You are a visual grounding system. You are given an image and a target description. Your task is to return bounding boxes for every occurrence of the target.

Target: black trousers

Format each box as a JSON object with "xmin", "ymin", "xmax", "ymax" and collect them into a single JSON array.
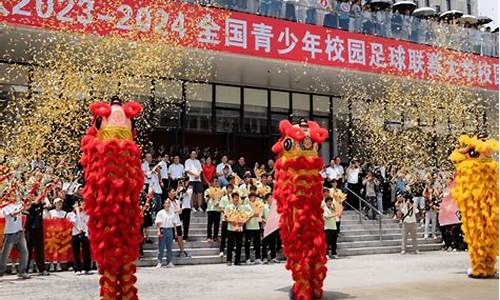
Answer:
[
  {"xmin": 325, "ymin": 229, "xmax": 338, "ymax": 256},
  {"xmin": 72, "ymin": 234, "xmax": 91, "ymax": 272},
  {"xmin": 207, "ymin": 211, "xmax": 221, "ymax": 239},
  {"xmin": 245, "ymin": 229, "xmax": 261, "ymax": 260},
  {"xmin": 26, "ymin": 228, "xmax": 45, "ymax": 273},
  {"xmin": 181, "ymin": 208, "xmax": 191, "ymax": 240},
  {"xmin": 336, "ymin": 221, "xmax": 341, "ymax": 234},
  {"xmin": 347, "ymin": 183, "xmax": 360, "ymax": 209},
  {"xmin": 219, "ymin": 221, "xmax": 228, "ymax": 253},
  {"xmin": 262, "ymin": 230, "xmax": 277, "ymax": 260},
  {"xmin": 227, "ymin": 231, "xmax": 243, "ymax": 264},
  {"xmin": 161, "ymin": 179, "xmax": 169, "ymax": 200}
]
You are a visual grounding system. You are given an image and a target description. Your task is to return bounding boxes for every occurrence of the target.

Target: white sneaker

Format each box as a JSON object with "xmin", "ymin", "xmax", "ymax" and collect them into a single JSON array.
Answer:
[
  {"xmin": 56, "ymin": 263, "xmax": 62, "ymax": 272},
  {"xmin": 415, "ymin": 250, "xmax": 420, "ymax": 254},
  {"xmin": 254, "ymin": 259, "xmax": 262, "ymax": 264},
  {"xmin": 192, "ymin": 208, "xmax": 198, "ymax": 213},
  {"xmin": 263, "ymin": 258, "xmax": 268, "ymax": 264},
  {"xmin": 166, "ymin": 263, "xmax": 175, "ymax": 268},
  {"xmin": 326, "ymin": 255, "xmax": 330, "ymax": 260},
  {"xmin": 245, "ymin": 259, "xmax": 252, "ymax": 265},
  {"xmin": 401, "ymin": 250, "xmax": 406, "ymax": 255},
  {"xmin": 49, "ymin": 264, "xmax": 55, "ymax": 272},
  {"xmin": 155, "ymin": 263, "xmax": 162, "ymax": 269},
  {"xmin": 219, "ymin": 252, "xmax": 224, "ymax": 257},
  {"xmin": 271, "ymin": 258, "xmax": 280, "ymax": 263}
]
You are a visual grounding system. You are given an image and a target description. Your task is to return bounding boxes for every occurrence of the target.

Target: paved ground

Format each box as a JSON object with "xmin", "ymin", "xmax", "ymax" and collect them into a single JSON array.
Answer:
[{"xmin": 0, "ymin": 252, "xmax": 497, "ymax": 300}]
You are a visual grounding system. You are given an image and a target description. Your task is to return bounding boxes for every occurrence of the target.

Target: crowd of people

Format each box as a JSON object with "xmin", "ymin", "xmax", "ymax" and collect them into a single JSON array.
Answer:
[
  {"xmin": 0, "ymin": 149, "xmax": 467, "ymax": 277},
  {"xmin": 193, "ymin": 0, "xmax": 499, "ymax": 56}
]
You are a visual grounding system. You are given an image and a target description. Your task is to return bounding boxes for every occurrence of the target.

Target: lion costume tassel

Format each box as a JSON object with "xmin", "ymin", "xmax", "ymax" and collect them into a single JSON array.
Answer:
[
  {"xmin": 272, "ymin": 119, "xmax": 329, "ymax": 300},
  {"xmin": 80, "ymin": 99, "xmax": 144, "ymax": 299},
  {"xmin": 449, "ymin": 134, "xmax": 499, "ymax": 278}
]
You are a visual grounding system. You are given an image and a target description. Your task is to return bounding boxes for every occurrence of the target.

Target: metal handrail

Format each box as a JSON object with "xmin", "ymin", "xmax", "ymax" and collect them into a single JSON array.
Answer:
[{"xmin": 345, "ymin": 186, "xmax": 383, "ymax": 241}]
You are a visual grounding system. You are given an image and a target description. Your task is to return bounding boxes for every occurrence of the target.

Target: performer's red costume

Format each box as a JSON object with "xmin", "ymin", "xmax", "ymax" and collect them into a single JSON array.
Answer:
[
  {"xmin": 272, "ymin": 119, "xmax": 329, "ymax": 300},
  {"xmin": 80, "ymin": 99, "xmax": 144, "ymax": 300}
]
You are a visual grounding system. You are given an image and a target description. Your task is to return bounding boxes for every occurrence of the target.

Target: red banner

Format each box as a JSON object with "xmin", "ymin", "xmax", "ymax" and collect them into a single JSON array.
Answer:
[
  {"xmin": 0, "ymin": 0, "xmax": 498, "ymax": 90},
  {"xmin": 0, "ymin": 218, "xmax": 73, "ymax": 262},
  {"xmin": 439, "ymin": 180, "xmax": 462, "ymax": 226}
]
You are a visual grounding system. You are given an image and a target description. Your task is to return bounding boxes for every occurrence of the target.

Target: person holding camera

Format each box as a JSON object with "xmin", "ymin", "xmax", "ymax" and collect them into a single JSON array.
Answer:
[
  {"xmin": 67, "ymin": 200, "xmax": 92, "ymax": 275},
  {"xmin": 362, "ymin": 171, "xmax": 380, "ymax": 219},
  {"xmin": 399, "ymin": 193, "xmax": 419, "ymax": 254},
  {"xmin": 346, "ymin": 159, "xmax": 361, "ymax": 209}
]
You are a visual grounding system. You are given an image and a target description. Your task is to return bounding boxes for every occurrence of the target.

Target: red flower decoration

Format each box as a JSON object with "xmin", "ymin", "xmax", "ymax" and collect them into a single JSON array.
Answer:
[
  {"xmin": 286, "ymin": 127, "xmax": 306, "ymax": 142},
  {"xmin": 89, "ymin": 102, "xmax": 111, "ymax": 117},
  {"xmin": 123, "ymin": 102, "xmax": 143, "ymax": 118}
]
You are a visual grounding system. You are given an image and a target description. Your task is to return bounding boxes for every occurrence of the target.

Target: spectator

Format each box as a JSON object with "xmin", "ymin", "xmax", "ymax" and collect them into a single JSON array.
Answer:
[
  {"xmin": 260, "ymin": 0, "xmax": 272, "ymax": 16},
  {"xmin": 362, "ymin": 5, "xmax": 375, "ymax": 34},
  {"xmin": 25, "ymin": 196, "xmax": 49, "ymax": 275},
  {"xmin": 254, "ymin": 163, "xmax": 266, "ymax": 179},
  {"xmin": 179, "ymin": 179, "xmax": 193, "ymax": 241},
  {"xmin": 423, "ymin": 181, "xmax": 440, "ymax": 239},
  {"xmin": 150, "ymin": 167, "xmax": 164, "ymax": 217},
  {"xmin": 345, "ymin": 159, "xmax": 361, "ymax": 209},
  {"xmin": 391, "ymin": 10, "xmax": 403, "ymax": 38},
  {"xmin": 400, "ymin": 194, "xmax": 419, "ymax": 254},
  {"xmin": 67, "ymin": 200, "xmax": 91, "ymax": 275},
  {"xmin": 265, "ymin": 159, "xmax": 275, "ymax": 177},
  {"xmin": 218, "ymin": 165, "xmax": 232, "ymax": 187},
  {"xmin": 410, "ymin": 174, "xmax": 426, "ymax": 224},
  {"xmin": 168, "ymin": 155, "xmax": 185, "ymax": 191},
  {"xmin": 261, "ymin": 193, "xmax": 278, "ymax": 263},
  {"xmin": 202, "ymin": 157, "xmax": 216, "ymax": 189},
  {"xmin": 142, "ymin": 153, "xmax": 153, "ymax": 191},
  {"xmin": 304, "ymin": 0, "xmax": 318, "ymax": 25},
  {"xmin": 155, "ymin": 199, "xmax": 176, "ymax": 268},
  {"xmin": 159, "ymin": 154, "xmax": 170, "ymax": 200},
  {"xmin": 323, "ymin": 196, "xmax": 337, "ymax": 259},
  {"xmin": 169, "ymin": 189, "xmax": 189, "ymax": 258},
  {"xmin": 205, "ymin": 178, "xmax": 223, "ymax": 242},
  {"xmin": 362, "ymin": 170, "xmax": 379, "ymax": 219},
  {"xmin": 219, "ymin": 184, "xmax": 234, "ymax": 257},
  {"xmin": 185, "ymin": 151, "xmax": 204, "ymax": 212},
  {"xmin": 226, "ymin": 193, "xmax": 249, "ymax": 266},
  {"xmin": 337, "ymin": 0, "xmax": 350, "ymax": 30},
  {"xmin": 244, "ymin": 192, "xmax": 263, "ymax": 264},
  {"xmin": 216, "ymin": 155, "xmax": 232, "ymax": 177},
  {"xmin": 284, "ymin": 0, "xmax": 297, "ymax": 21},
  {"xmin": 0, "ymin": 200, "xmax": 30, "ymax": 279},
  {"xmin": 48, "ymin": 198, "xmax": 67, "ymax": 272},
  {"xmin": 270, "ymin": 0, "xmax": 282, "ymax": 17},
  {"xmin": 233, "ymin": 157, "xmax": 251, "ymax": 179}
]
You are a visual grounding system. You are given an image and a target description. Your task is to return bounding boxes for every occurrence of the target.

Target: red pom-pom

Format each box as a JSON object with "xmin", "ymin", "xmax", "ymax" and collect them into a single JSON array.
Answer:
[
  {"xmin": 123, "ymin": 102, "xmax": 143, "ymax": 118},
  {"xmin": 286, "ymin": 127, "xmax": 305, "ymax": 142},
  {"xmin": 90, "ymin": 102, "xmax": 112, "ymax": 117}
]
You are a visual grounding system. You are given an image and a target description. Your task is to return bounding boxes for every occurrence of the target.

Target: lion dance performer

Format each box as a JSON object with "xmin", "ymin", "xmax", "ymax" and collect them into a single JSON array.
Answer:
[
  {"xmin": 80, "ymin": 98, "xmax": 144, "ymax": 299},
  {"xmin": 449, "ymin": 133, "xmax": 499, "ymax": 278},
  {"xmin": 272, "ymin": 119, "xmax": 329, "ymax": 300}
]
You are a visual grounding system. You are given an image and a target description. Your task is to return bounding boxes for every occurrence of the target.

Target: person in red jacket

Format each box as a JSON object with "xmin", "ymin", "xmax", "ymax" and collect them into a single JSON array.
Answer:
[{"xmin": 202, "ymin": 157, "xmax": 216, "ymax": 188}]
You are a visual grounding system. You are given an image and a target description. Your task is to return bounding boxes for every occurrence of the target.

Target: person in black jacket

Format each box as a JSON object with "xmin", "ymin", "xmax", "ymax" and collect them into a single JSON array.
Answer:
[{"xmin": 25, "ymin": 197, "xmax": 49, "ymax": 275}]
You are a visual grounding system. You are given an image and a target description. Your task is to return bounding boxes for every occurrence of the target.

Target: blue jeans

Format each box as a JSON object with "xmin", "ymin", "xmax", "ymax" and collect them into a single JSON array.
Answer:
[
  {"xmin": 305, "ymin": 8, "xmax": 316, "ymax": 25},
  {"xmin": 0, "ymin": 231, "xmax": 28, "ymax": 274},
  {"xmin": 157, "ymin": 228, "xmax": 174, "ymax": 265}
]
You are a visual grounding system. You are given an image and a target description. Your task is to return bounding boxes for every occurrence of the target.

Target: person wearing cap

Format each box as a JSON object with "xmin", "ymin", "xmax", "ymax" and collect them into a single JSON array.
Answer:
[{"xmin": 48, "ymin": 198, "xmax": 67, "ymax": 272}]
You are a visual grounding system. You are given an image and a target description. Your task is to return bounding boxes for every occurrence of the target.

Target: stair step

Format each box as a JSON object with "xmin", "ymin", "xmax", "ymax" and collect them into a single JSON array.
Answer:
[
  {"xmin": 338, "ymin": 238, "xmax": 442, "ymax": 249},
  {"xmin": 338, "ymin": 232, "xmax": 437, "ymax": 242},
  {"xmin": 339, "ymin": 243, "xmax": 443, "ymax": 256},
  {"xmin": 142, "ymin": 248, "xmax": 220, "ymax": 257},
  {"xmin": 137, "ymin": 255, "xmax": 224, "ymax": 266}
]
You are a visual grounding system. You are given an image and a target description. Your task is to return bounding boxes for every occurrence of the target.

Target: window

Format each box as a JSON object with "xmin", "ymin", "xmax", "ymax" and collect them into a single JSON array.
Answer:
[
  {"xmin": 271, "ymin": 91, "xmax": 289, "ymax": 113},
  {"xmin": 446, "ymin": 0, "xmax": 450, "ymax": 10},
  {"xmin": 466, "ymin": 0, "xmax": 471, "ymax": 14},
  {"xmin": 313, "ymin": 95, "xmax": 330, "ymax": 116},
  {"xmin": 155, "ymin": 80, "xmax": 182, "ymax": 100},
  {"xmin": 186, "ymin": 83, "xmax": 212, "ymax": 132},
  {"xmin": 216, "ymin": 85, "xmax": 240, "ymax": 109},
  {"xmin": 292, "ymin": 93, "xmax": 310, "ymax": 118},
  {"xmin": 271, "ymin": 113, "xmax": 289, "ymax": 134},
  {"xmin": 216, "ymin": 109, "xmax": 240, "ymax": 133},
  {"xmin": 243, "ymin": 88, "xmax": 268, "ymax": 134},
  {"xmin": 425, "ymin": 0, "xmax": 429, "ymax": 7}
]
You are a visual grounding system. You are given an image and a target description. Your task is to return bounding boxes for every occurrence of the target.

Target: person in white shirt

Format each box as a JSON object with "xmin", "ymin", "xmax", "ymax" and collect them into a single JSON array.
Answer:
[
  {"xmin": 399, "ymin": 193, "xmax": 419, "ymax": 255},
  {"xmin": 184, "ymin": 151, "xmax": 203, "ymax": 212},
  {"xmin": 216, "ymin": 155, "xmax": 233, "ymax": 177},
  {"xmin": 166, "ymin": 189, "xmax": 190, "ymax": 258},
  {"xmin": 345, "ymin": 159, "xmax": 361, "ymax": 209},
  {"xmin": 168, "ymin": 156, "xmax": 185, "ymax": 191},
  {"xmin": 0, "ymin": 200, "xmax": 30, "ymax": 279},
  {"xmin": 179, "ymin": 180, "xmax": 193, "ymax": 241},
  {"xmin": 150, "ymin": 169, "xmax": 164, "ymax": 217},
  {"xmin": 155, "ymin": 199, "xmax": 176, "ymax": 268},
  {"xmin": 67, "ymin": 201, "xmax": 92, "ymax": 275},
  {"xmin": 158, "ymin": 154, "xmax": 170, "ymax": 200},
  {"xmin": 142, "ymin": 153, "xmax": 153, "ymax": 190},
  {"xmin": 48, "ymin": 198, "xmax": 67, "ymax": 272}
]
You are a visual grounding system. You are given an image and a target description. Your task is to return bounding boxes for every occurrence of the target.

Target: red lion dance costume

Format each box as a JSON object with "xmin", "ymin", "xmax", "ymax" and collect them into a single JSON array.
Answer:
[
  {"xmin": 272, "ymin": 119, "xmax": 329, "ymax": 300},
  {"xmin": 80, "ymin": 99, "xmax": 144, "ymax": 300}
]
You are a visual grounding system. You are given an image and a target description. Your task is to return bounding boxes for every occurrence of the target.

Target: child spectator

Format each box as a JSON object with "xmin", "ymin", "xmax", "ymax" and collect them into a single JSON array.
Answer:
[
  {"xmin": 219, "ymin": 184, "xmax": 234, "ymax": 257},
  {"xmin": 323, "ymin": 196, "xmax": 338, "ymax": 259},
  {"xmin": 225, "ymin": 193, "xmax": 250, "ymax": 266},
  {"xmin": 205, "ymin": 178, "xmax": 223, "ymax": 242},
  {"xmin": 244, "ymin": 192, "xmax": 263, "ymax": 264}
]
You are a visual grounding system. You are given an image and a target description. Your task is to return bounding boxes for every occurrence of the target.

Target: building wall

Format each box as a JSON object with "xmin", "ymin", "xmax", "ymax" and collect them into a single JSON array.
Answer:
[{"xmin": 415, "ymin": 0, "xmax": 478, "ymax": 15}]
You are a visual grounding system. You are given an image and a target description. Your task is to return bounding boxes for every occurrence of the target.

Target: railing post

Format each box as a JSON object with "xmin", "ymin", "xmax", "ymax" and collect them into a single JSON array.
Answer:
[{"xmin": 358, "ymin": 196, "xmax": 362, "ymax": 222}]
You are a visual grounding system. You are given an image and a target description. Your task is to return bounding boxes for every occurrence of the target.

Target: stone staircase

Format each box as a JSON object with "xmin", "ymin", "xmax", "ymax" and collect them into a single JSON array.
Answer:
[{"xmin": 138, "ymin": 210, "xmax": 443, "ymax": 267}]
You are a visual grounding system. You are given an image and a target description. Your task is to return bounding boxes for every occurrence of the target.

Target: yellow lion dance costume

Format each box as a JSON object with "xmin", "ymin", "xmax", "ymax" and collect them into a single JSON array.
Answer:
[{"xmin": 449, "ymin": 134, "xmax": 499, "ymax": 278}]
